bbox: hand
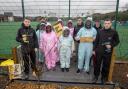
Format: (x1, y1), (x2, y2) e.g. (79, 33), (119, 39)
(23, 37), (27, 41)
(92, 51), (95, 55)
(35, 48), (38, 52)
(22, 34), (27, 38)
(75, 36), (80, 41)
(106, 45), (111, 49)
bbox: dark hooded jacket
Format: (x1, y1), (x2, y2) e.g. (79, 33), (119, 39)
(16, 23), (38, 53)
(94, 28), (120, 51)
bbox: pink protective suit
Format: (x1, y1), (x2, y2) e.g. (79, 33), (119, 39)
(69, 27), (74, 37)
(67, 20), (74, 37)
(40, 31), (59, 70)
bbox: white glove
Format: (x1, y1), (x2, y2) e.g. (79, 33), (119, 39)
(75, 36), (80, 41)
(35, 48), (38, 52)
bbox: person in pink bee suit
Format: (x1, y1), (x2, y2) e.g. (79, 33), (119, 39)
(67, 20), (74, 37)
(39, 22), (59, 70)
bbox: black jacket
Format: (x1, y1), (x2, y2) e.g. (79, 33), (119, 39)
(73, 22), (84, 42)
(16, 23), (38, 51)
(93, 24), (102, 34)
(93, 24), (102, 48)
(94, 28), (120, 51)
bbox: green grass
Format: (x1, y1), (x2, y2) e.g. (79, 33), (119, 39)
(0, 21), (128, 60)
(0, 22), (38, 55)
(116, 25), (128, 59)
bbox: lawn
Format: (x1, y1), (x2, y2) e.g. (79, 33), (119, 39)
(116, 25), (128, 59)
(0, 21), (128, 60)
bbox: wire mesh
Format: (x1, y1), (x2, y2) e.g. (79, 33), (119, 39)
(0, 0), (128, 59)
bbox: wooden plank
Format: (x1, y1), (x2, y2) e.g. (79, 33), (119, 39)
(12, 47), (17, 64)
(108, 49), (116, 82)
(115, 60), (128, 64)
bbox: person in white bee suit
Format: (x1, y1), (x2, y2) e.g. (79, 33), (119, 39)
(75, 20), (97, 74)
(59, 26), (74, 72)
(36, 23), (46, 64)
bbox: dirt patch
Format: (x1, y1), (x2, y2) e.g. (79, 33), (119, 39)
(4, 81), (115, 89)
(0, 75), (9, 89)
(112, 61), (128, 88)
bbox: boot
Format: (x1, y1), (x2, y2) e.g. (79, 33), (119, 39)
(65, 68), (69, 72)
(101, 77), (107, 84)
(92, 76), (98, 83)
(61, 68), (64, 72)
(76, 69), (81, 73)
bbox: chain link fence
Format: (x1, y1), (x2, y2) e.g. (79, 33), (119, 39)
(0, 0), (128, 59)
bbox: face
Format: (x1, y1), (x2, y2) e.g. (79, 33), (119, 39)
(46, 25), (52, 33)
(63, 29), (70, 37)
(23, 19), (30, 27)
(68, 22), (72, 27)
(59, 21), (63, 26)
(85, 20), (91, 29)
(104, 20), (112, 29)
(95, 21), (100, 28)
(77, 18), (83, 25)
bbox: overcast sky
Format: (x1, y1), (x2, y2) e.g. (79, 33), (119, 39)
(0, 0), (128, 17)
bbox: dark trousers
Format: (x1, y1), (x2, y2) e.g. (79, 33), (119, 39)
(22, 49), (36, 75)
(75, 42), (79, 61)
(94, 46), (112, 80)
(90, 54), (96, 67)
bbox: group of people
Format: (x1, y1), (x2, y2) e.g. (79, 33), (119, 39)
(16, 17), (120, 84)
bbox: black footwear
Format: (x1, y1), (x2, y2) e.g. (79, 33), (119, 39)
(52, 67), (56, 71)
(23, 74), (29, 80)
(101, 79), (105, 84)
(56, 62), (60, 65)
(92, 76), (98, 83)
(101, 77), (107, 84)
(65, 68), (69, 72)
(86, 71), (90, 75)
(76, 69), (81, 73)
(61, 68), (64, 72)
(40, 62), (43, 65)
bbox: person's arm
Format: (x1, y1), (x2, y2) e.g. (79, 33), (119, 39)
(58, 36), (62, 52)
(36, 30), (39, 40)
(93, 30), (100, 50)
(39, 33), (44, 52)
(33, 29), (39, 50)
(16, 28), (24, 43)
(73, 26), (76, 39)
(36, 23), (40, 31)
(111, 31), (120, 47)
(92, 28), (97, 41)
(75, 28), (82, 41)
(71, 37), (75, 53)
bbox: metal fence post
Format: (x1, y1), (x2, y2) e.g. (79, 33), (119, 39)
(21, 0), (25, 19)
(114, 0), (119, 30)
(69, 0), (71, 20)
